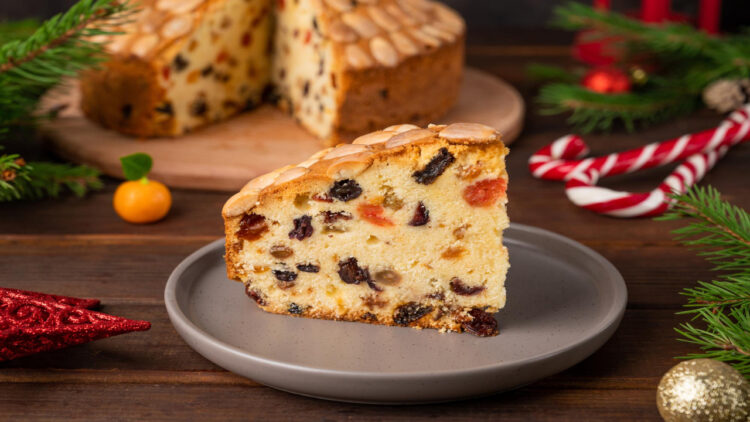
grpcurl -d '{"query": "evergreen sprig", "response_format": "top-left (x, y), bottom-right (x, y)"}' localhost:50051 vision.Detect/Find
top-left (534, 3), bottom-right (750, 132)
top-left (0, 153), bottom-right (102, 201)
top-left (657, 186), bottom-right (750, 377)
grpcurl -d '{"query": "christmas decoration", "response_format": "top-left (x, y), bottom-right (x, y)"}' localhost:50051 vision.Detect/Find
top-left (114, 153), bottom-right (172, 224)
top-left (703, 79), bottom-right (750, 114)
top-left (530, 3), bottom-right (750, 133)
top-left (0, 0), bottom-right (130, 202)
top-left (528, 105), bottom-right (750, 217)
top-left (659, 186), bottom-right (750, 378)
top-left (657, 359), bottom-right (749, 422)
top-left (0, 287), bottom-right (150, 361)
top-left (581, 67), bottom-right (631, 94)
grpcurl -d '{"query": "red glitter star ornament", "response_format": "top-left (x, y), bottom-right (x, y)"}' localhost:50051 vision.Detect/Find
top-left (0, 287), bottom-right (150, 361)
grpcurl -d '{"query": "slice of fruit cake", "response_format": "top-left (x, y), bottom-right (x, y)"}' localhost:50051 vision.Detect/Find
top-left (222, 122), bottom-right (509, 336)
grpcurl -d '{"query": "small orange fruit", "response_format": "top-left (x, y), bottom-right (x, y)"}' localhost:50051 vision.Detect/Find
top-left (113, 179), bottom-right (172, 224)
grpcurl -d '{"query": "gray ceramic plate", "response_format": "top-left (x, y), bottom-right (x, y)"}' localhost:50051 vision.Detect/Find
top-left (165, 223), bottom-right (627, 404)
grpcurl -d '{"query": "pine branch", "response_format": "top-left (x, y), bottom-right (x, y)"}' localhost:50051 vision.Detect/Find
top-left (657, 185), bottom-right (750, 378)
top-left (0, 153), bottom-right (102, 201)
top-left (0, 0), bottom-right (131, 129)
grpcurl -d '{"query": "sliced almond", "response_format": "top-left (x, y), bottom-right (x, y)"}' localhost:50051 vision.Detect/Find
top-left (421, 24), bottom-right (455, 42)
top-left (385, 128), bottom-right (435, 148)
top-left (161, 15), bottom-right (193, 39)
top-left (243, 167), bottom-right (287, 191)
top-left (384, 123), bottom-right (420, 133)
top-left (326, 20), bottom-right (359, 43)
top-left (324, 143), bottom-right (369, 160)
top-left (326, 153), bottom-right (373, 179)
top-left (298, 156), bottom-right (321, 168)
top-left (410, 27), bottom-right (441, 48)
top-left (396, 0), bottom-right (429, 23)
top-left (341, 12), bottom-right (379, 38)
top-left (309, 147), bottom-right (334, 161)
top-left (438, 123), bottom-right (498, 143)
top-left (433, 3), bottom-right (465, 34)
top-left (353, 130), bottom-right (394, 145)
top-left (274, 166), bottom-right (310, 185)
top-left (131, 34), bottom-right (159, 58)
top-left (156, 0), bottom-right (204, 14)
top-left (368, 6), bottom-right (400, 32)
top-left (390, 31), bottom-right (419, 56)
top-left (345, 44), bottom-right (373, 69)
top-left (223, 191), bottom-right (260, 218)
top-left (324, 0), bottom-right (354, 12)
top-left (385, 4), bottom-right (417, 26)
top-left (370, 37), bottom-right (399, 67)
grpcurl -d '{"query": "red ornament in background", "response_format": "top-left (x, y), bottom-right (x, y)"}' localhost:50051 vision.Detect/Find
top-left (0, 287), bottom-right (151, 361)
top-left (581, 68), bottom-right (631, 94)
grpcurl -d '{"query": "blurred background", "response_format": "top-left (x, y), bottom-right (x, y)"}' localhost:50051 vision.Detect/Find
top-left (2, 0), bottom-right (748, 36)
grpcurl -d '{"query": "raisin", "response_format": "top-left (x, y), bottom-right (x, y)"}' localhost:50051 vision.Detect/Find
top-left (244, 285), bottom-right (266, 306)
top-left (237, 213), bottom-right (268, 241)
top-left (393, 302), bottom-right (433, 325)
top-left (172, 54), bottom-right (189, 71)
top-left (288, 303), bottom-right (303, 314)
top-left (322, 210), bottom-right (352, 223)
top-left (362, 312), bottom-right (378, 321)
top-left (296, 263), bottom-right (319, 273)
top-left (273, 270), bottom-right (297, 282)
top-left (121, 104), bottom-right (132, 119)
top-left (427, 292), bottom-right (445, 301)
top-left (190, 97), bottom-right (208, 117)
top-left (329, 179), bottom-right (362, 201)
top-left (338, 257), bottom-right (370, 285)
top-left (441, 246), bottom-right (467, 260)
top-left (357, 203), bottom-right (394, 227)
top-left (373, 269), bottom-right (401, 285)
top-left (155, 102), bottom-right (173, 115)
top-left (379, 89), bottom-right (389, 99)
top-left (201, 65), bottom-right (214, 76)
top-left (312, 17), bottom-right (319, 32)
top-left (412, 148), bottom-right (455, 185)
top-left (269, 245), bottom-right (293, 259)
top-left (289, 215), bottom-right (314, 240)
top-left (462, 309), bottom-right (498, 337)
top-left (463, 178), bottom-right (507, 207)
top-left (408, 202), bottom-right (430, 226)
top-left (450, 278), bottom-right (485, 296)
top-left (302, 81), bottom-right (310, 97)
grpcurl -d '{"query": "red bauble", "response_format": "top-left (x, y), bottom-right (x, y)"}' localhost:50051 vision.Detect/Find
top-left (581, 68), bottom-right (631, 94)
top-left (0, 287), bottom-right (150, 361)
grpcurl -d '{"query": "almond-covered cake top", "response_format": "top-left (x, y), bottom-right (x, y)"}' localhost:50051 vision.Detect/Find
top-left (223, 122), bottom-right (501, 218)
top-left (94, 0), bottom-right (464, 69)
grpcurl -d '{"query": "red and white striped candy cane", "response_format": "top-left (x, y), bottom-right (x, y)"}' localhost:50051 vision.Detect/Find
top-left (529, 105), bottom-right (750, 181)
top-left (528, 105), bottom-right (750, 217)
top-left (565, 146), bottom-right (728, 217)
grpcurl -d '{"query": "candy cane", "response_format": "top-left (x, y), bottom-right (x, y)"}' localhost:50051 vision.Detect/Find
top-left (528, 105), bottom-right (750, 217)
top-left (529, 105), bottom-right (750, 181)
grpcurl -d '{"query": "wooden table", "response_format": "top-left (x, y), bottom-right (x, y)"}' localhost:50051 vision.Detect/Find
top-left (2, 31), bottom-right (749, 421)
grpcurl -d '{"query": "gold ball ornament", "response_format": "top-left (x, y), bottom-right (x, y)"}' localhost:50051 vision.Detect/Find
top-left (657, 359), bottom-right (750, 422)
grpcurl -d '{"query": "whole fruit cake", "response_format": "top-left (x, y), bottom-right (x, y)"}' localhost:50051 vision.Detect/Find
top-left (80, 0), bottom-right (465, 144)
top-left (222, 122), bottom-right (509, 336)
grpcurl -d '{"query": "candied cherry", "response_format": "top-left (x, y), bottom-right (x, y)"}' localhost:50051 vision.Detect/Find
top-left (462, 178), bottom-right (506, 207)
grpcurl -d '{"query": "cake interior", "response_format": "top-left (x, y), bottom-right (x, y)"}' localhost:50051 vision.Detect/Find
top-left (226, 140), bottom-right (509, 333)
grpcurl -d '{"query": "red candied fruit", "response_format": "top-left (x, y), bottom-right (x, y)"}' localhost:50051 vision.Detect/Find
top-left (357, 203), bottom-right (394, 227)
top-left (241, 32), bottom-right (251, 47)
top-left (237, 213), bottom-right (268, 241)
top-left (462, 178), bottom-right (507, 207)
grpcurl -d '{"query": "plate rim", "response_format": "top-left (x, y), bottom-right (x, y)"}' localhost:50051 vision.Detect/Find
top-left (164, 222), bottom-right (627, 380)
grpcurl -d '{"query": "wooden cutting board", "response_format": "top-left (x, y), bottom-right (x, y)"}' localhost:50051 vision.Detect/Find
top-left (41, 67), bottom-right (524, 192)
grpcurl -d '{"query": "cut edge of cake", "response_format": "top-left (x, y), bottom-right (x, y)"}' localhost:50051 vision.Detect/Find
top-left (223, 122), bottom-right (509, 336)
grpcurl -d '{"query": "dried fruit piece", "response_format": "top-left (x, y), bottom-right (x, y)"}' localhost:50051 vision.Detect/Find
top-left (337, 257), bottom-right (371, 285)
top-left (329, 179), bottom-right (362, 201)
top-left (441, 246), bottom-right (466, 260)
top-left (382, 189), bottom-right (404, 210)
top-left (245, 285), bottom-right (266, 306)
top-left (393, 302), bottom-right (433, 325)
top-left (463, 178), bottom-right (507, 207)
top-left (408, 201), bottom-right (429, 226)
top-left (269, 245), bottom-right (294, 259)
top-left (452, 224), bottom-right (468, 239)
top-left (289, 215), bottom-right (314, 240)
top-left (373, 269), bottom-right (401, 285)
top-left (296, 263), bottom-right (320, 273)
top-left (357, 203), bottom-right (394, 227)
top-left (273, 270), bottom-right (298, 282)
top-left (288, 303), bottom-right (303, 314)
top-left (237, 213), bottom-right (268, 241)
top-left (449, 278), bottom-right (485, 296)
top-left (461, 308), bottom-right (498, 337)
top-left (322, 210), bottom-right (352, 223)
top-left (455, 163), bottom-right (483, 180)
top-left (362, 312), bottom-right (378, 321)
top-left (412, 148), bottom-right (455, 185)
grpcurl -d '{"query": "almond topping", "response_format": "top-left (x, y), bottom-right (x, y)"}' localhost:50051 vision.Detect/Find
top-left (274, 167), bottom-right (310, 185)
top-left (352, 130), bottom-right (394, 145)
top-left (156, 0), bottom-right (204, 14)
top-left (385, 4), bottom-right (417, 26)
top-left (384, 124), bottom-right (420, 133)
top-left (324, 143), bottom-right (369, 160)
top-left (421, 24), bottom-right (455, 42)
top-left (131, 34), bottom-right (159, 58)
top-left (385, 129), bottom-right (435, 148)
top-left (345, 44), bottom-right (373, 69)
top-left (324, 0), bottom-right (354, 12)
top-left (341, 12), bottom-right (379, 38)
top-left (327, 20), bottom-right (359, 43)
top-left (433, 3), bottom-right (465, 34)
top-left (439, 123), bottom-right (498, 143)
top-left (370, 37), bottom-right (398, 67)
top-left (410, 27), bottom-right (441, 48)
top-left (161, 16), bottom-right (193, 39)
top-left (368, 6), bottom-right (400, 32)
top-left (389, 32), bottom-right (419, 55)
